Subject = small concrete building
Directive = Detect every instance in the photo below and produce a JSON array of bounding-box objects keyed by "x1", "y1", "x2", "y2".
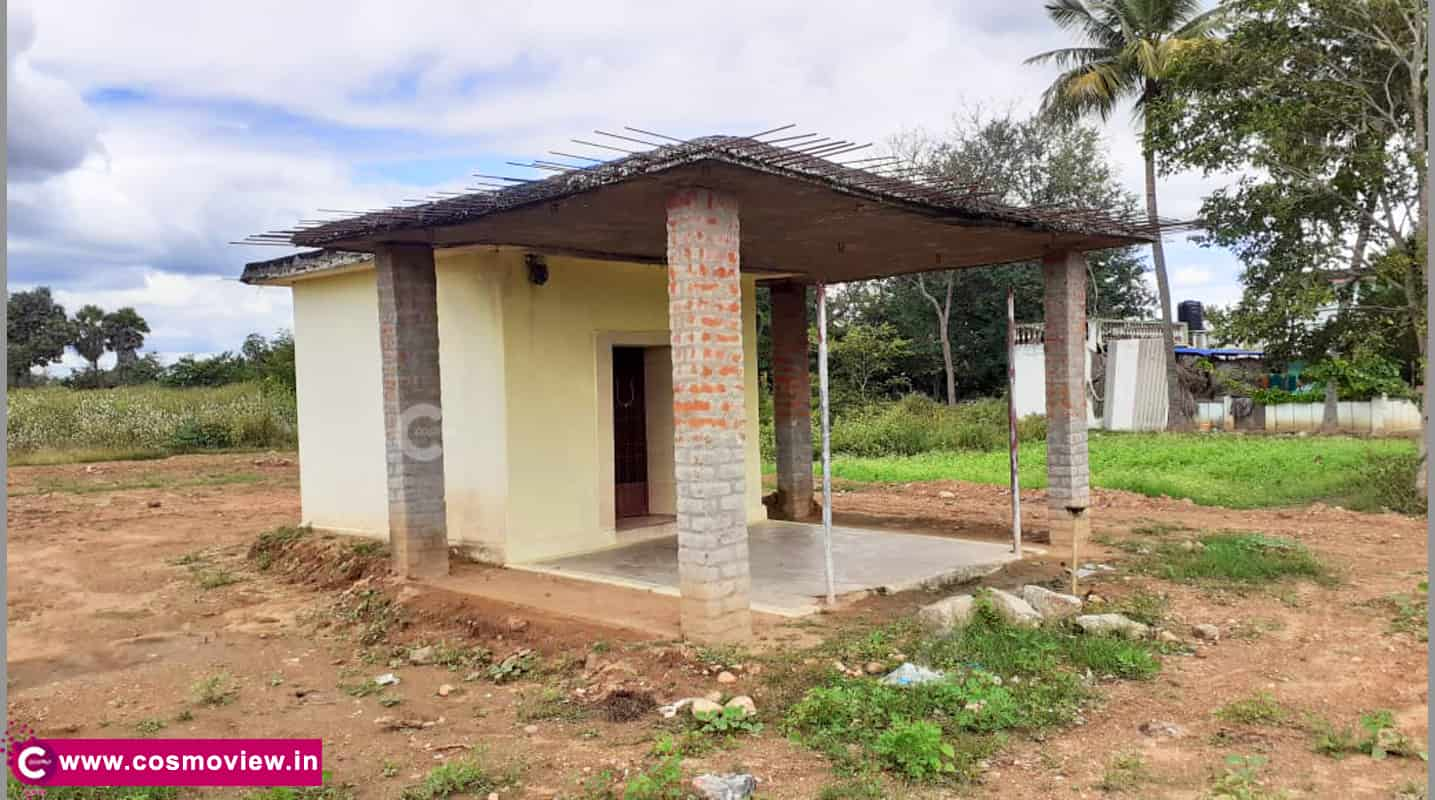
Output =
[{"x1": 242, "y1": 134, "x2": 1162, "y2": 643}]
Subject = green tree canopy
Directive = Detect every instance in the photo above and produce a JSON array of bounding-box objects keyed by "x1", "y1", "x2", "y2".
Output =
[{"x1": 6, "y1": 287, "x2": 73, "y2": 387}]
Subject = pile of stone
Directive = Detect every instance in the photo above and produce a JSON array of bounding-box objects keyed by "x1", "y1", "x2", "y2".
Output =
[{"x1": 917, "y1": 586, "x2": 1148, "y2": 639}]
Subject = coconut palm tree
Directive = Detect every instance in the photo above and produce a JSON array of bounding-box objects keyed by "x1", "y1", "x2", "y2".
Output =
[{"x1": 1026, "y1": 0, "x2": 1223, "y2": 430}]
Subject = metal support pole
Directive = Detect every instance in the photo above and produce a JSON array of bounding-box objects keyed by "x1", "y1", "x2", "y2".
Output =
[
  {"x1": 817, "y1": 283, "x2": 836, "y2": 606},
  {"x1": 1006, "y1": 288, "x2": 1022, "y2": 557}
]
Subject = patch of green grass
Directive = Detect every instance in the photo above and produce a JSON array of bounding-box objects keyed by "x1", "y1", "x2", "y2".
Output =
[
  {"x1": 192, "y1": 567, "x2": 242, "y2": 590},
  {"x1": 339, "y1": 679, "x2": 383, "y2": 698},
  {"x1": 190, "y1": 672, "x2": 239, "y2": 706},
  {"x1": 133, "y1": 717, "x2": 167, "y2": 736},
  {"x1": 1130, "y1": 520, "x2": 1191, "y2": 536},
  {"x1": 809, "y1": 431, "x2": 1417, "y2": 510},
  {"x1": 1097, "y1": 751, "x2": 1152, "y2": 793},
  {"x1": 242, "y1": 775, "x2": 354, "y2": 800},
  {"x1": 873, "y1": 719, "x2": 955, "y2": 781},
  {"x1": 515, "y1": 686, "x2": 584, "y2": 723},
  {"x1": 399, "y1": 751, "x2": 512, "y2": 800},
  {"x1": 785, "y1": 603, "x2": 1159, "y2": 783},
  {"x1": 1377, "y1": 581, "x2": 1429, "y2": 641},
  {"x1": 13, "y1": 470, "x2": 267, "y2": 497},
  {"x1": 1216, "y1": 693, "x2": 1289, "y2": 726},
  {"x1": 693, "y1": 705, "x2": 762, "y2": 737},
  {"x1": 1083, "y1": 590, "x2": 1170, "y2": 626},
  {"x1": 8, "y1": 383, "x2": 297, "y2": 459},
  {"x1": 1207, "y1": 755, "x2": 1286, "y2": 799},
  {"x1": 1310, "y1": 710, "x2": 1428, "y2": 761},
  {"x1": 620, "y1": 736, "x2": 687, "y2": 800},
  {"x1": 816, "y1": 776, "x2": 887, "y2": 800},
  {"x1": 7, "y1": 777, "x2": 179, "y2": 799},
  {"x1": 1137, "y1": 533, "x2": 1329, "y2": 586}
]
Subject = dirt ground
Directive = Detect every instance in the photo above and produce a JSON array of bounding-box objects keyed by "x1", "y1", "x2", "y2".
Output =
[{"x1": 7, "y1": 453, "x2": 1429, "y2": 798}]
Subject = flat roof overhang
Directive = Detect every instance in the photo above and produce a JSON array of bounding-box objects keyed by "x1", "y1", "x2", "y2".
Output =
[{"x1": 243, "y1": 136, "x2": 1163, "y2": 286}]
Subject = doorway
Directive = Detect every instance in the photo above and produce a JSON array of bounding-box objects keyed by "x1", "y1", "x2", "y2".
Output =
[{"x1": 613, "y1": 347, "x2": 649, "y2": 519}]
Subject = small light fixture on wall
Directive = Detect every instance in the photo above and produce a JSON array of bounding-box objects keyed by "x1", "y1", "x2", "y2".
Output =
[{"x1": 525, "y1": 253, "x2": 549, "y2": 286}]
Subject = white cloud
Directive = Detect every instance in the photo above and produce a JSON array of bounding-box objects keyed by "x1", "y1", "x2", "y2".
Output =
[
  {"x1": 8, "y1": 0, "x2": 1242, "y2": 359},
  {"x1": 6, "y1": 5, "x2": 101, "y2": 181}
]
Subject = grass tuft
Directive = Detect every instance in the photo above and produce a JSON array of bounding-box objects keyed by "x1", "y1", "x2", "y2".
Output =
[{"x1": 1139, "y1": 532, "x2": 1329, "y2": 586}]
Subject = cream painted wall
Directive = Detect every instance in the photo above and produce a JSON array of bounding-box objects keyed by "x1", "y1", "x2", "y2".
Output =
[
  {"x1": 290, "y1": 270, "x2": 389, "y2": 538},
  {"x1": 287, "y1": 248, "x2": 768, "y2": 564},
  {"x1": 434, "y1": 253, "x2": 510, "y2": 562}
]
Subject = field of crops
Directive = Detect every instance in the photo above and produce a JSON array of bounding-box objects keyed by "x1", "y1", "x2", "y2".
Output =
[{"x1": 8, "y1": 383, "x2": 297, "y2": 464}]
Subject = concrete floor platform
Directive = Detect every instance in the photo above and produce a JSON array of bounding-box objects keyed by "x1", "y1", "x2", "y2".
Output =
[{"x1": 517, "y1": 520, "x2": 1019, "y2": 616}]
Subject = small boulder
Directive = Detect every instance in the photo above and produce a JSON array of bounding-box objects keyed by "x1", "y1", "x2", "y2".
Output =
[
  {"x1": 917, "y1": 594, "x2": 975, "y2": 634},
  {"x1": 437, "y1": 684, "x2": 455, "y2": 697},
  {"x1": 724, "y1": 695, "x2": 757, "y2": 717},
  {"x1": 691, "y1": 698, "x2": 723, "y2": 717},
  {"x1": 937, "y1": 490, "x2": 957, "y2": 500},
  {"x1": 1020, "y1": 585, "x2": 1083, "y2": 621},
  {"x1": 408, "y1": 646, "x2": 436, "y2": 666},
  {"x1": 1157, "y1": 630, "x2": 1181, "y2": 645},
  {"x1": 716, "y1": 670, "x2": 737, "y2": 684},
  {"x1": 523, "y1": 724, "x2": 538, "y2": 735},
  {"x1": 1138, "y1": 720, "x2": 1186, "y2": 738},
  {"x1": 505, "y1": 615, "x2": 529, "y2": 633},
  {"x1": 986, "y1": 588, "x2": 1042, "y2": 627},
  {"x1": 864, "y1": 661, "x2": 885, "y2": 675},
  {"x1": 1192, "y1": 624, "x2": 1221, "y2": 642},
  {"x1": 691, "y1": 773, "x2": 757, "y2": 800},
  {"x1": 1074, "y1": 613, "x2": 1149, "y2": 639}
]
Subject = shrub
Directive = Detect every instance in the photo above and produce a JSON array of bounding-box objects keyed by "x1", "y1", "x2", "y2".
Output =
[
  {"x1": 827, "y1": 395, "x2": 1044, "y2": 458},
  {"x1": 873, "y1": 720, "x2": 955, "y2": 781}
]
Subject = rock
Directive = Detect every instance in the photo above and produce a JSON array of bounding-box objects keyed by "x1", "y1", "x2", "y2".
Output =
[
  {"x1": 724, "y1": 695, "x2": 756, "y2": 717},
  {"x1": 146, "y1": 500, "x2": 163, "y2": 509},
  {"x1": 716, "y1": 671, "x2": 737, "y2": 684},
  {"x1": 1074, "y1": 614, "x2": 1149, "y2": 639},
  {"x1": 374, "y1": 673, "x2": 400, "y2": 686},
  {"x1": 1157, "y1": 630, "x2": 1181, "y2": 644},
  {"x1": 864, "y1": 661, "x2": 885, "y2": 675},
  {"x1": 1139, "y1": 721, "x2": 1186, "y2": 738},
  {"x1": 704, "y1": 690, "x2": 723, "y2": 703},
  {"x1": 937, "y1": 490, "x2": 957, "y2": 500},
  {"x1": 437, "y1": 684, "x2": 455, "y2": 697},
  {"x1": 523, "y1": 724, "x2": 538, "y2": 735},
  {"x1": 1193, "y1": 624, "x2": 1220, "y2": 641},
  {"x1": 505, "y1": 615, "x2": 529, "y2": 633},
  {"x1": 691, "y1": 698, "x2": 723, "y2": 717},
  {"x1": 917, "y1": 594, "x2": 975, "y2": 634},
  {"x1": 691, "y1": 773, "x2": 757, "y2": 800},
  {"x1": 409, "y1": 646, "x2": 436, "y2": 666},
  {"x1": 1020, "y1": 585, "x2": 1082, "y2": 621},
  {"x1": 986, "y1": 588, "x2": 1042, "y2": 627}
]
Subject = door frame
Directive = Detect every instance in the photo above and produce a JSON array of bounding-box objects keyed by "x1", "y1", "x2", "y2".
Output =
[{"x1": 594, "y1": 330, "x2": 671, "y2": 534}]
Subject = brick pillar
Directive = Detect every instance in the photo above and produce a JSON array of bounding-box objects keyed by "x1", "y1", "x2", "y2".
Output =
[
  {"x1": 666, "y1": 188, "x2": 753, "y2": 643},
  {"x1": 1042, "y1": 250, "x2": 1091, "y2": 555},
  {"x1": 768, "y1": 281, "x2": 817, "y2": 521},
  {"x1": 375, "y1": 243, "x2": 450, "y2": 579}
]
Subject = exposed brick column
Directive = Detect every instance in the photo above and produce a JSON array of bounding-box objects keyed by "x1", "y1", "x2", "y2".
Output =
[
  {"x1": 666, "y1": 188, "x2": 753, "y2": 643},
  {"x1": 375, "y1": 243, "x2": 450, "y2": 579},
  {"x1": 1042, "y1": 250, "x2": 1091, "y2": 556},
  {"x1": 767, "y1": 281, "x2": 817, "y2": 521}
]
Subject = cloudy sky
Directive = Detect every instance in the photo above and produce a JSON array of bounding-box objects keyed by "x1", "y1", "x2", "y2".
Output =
[{"x1": 6, "y1": 0, "x2": 1240, "y2": 373}]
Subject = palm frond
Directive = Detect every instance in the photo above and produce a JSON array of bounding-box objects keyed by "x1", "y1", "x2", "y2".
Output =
[
  {"x1": 1024, "y1": 45, "x2": 1119, "y2": 68},
  {"x1": 1172, "y1": 4, "x2": 1229, "y2": 39},
  {"x1": 1038, "y1": 61, "x2": 1132, "y2": 123}
]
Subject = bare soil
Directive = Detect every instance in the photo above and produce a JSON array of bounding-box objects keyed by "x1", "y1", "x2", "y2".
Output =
[{"x1": 7, "y1": 453, "x2": 1428, "y2": 798}]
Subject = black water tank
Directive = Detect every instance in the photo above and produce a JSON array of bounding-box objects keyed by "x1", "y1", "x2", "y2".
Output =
[{"x1": 1178, "y1": 300, "x2": 1205, "y2": 331}]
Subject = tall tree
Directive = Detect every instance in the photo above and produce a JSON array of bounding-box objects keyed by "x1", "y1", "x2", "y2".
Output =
[
  {"x1": 1148, "y1": 0, "x2": 1427, "y2": 483},
  {"x1": 1027, "y1": 0, "x2": 1225, "y2": 430},
  {"x1": 6, "y1": 287, "x2": 73, "y2": 387},
  {"x1": 881, "y1": 108, "x2": 1155, "y2": 401},
  {"x1": 72, "y1": 304, "x2": 109, "y2": 385},
  {"x1": 102, "y1": 307, "x2": 150, "y2": 367}
]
